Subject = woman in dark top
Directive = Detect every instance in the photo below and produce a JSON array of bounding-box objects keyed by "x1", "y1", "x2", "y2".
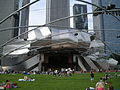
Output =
[{"x1": 108, "y1": 82, "x2": 114, "y2": 90}]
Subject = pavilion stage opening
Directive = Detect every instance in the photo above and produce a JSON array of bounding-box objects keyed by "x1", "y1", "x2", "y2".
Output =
[{"x1": 43, "y1": 53, "x2": 73, "y2": 71}]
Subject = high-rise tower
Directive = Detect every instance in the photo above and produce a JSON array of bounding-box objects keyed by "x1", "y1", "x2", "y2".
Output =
[
  {"x1": 92, "y1": 0, "x2": 120, "y2": 54},
  {"x1": 0, "y1": 0, "x2": 30, "y2": 67},
  {"x1": 0, "y1": 0, "x2": 30, "y2": 49},
  {"x1": 46, "y1": 0, "x2": 70, "y2": 27},
  {"x1": 0, "y1": 0, "x2": 19, "y2": 53}
]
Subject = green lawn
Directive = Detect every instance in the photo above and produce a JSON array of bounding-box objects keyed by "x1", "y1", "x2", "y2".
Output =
[{"x1": 0, "y1": 72, "x2": 120, "y2": 90}]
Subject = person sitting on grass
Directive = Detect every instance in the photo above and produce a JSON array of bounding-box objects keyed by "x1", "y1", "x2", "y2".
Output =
[
  {"x1": 0, "y1": 80, "x2": 18, "y2": 89},
  {"x1": 24, "y1": 76, "x2": 35, "y2": 81},
  {"x1": 12, "y1": 82, "x2": 18, "y2": 88},
  {"x1": 95, "y1": 78, "x2": 105, "y2": 90},
  {"x1": 18, "y1": 76, "x2": 35, "y2": 81},
  {"x1": 107, "y1": 82, "x2": 114, "y2": 90},
  {"x1": 4, "y1": 80, "x2": 12, "y2": 89}
]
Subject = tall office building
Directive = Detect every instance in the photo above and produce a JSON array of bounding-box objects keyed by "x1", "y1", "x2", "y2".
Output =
[
  {"x1": 0, "y1": 0, "x2": 30, "y2": 67},
  {"x1": 0, "y1": 0, "x2": 19, "y2": 53},
  {"x1": 46, "y1": 0, "x2": 70, "y2": 27},
  {"x1": 0, "y1": 0, "x2": 30, "y2": 51},
  {"x1": 73, "y1": 4, "x2": 88, "y2": 29},
  {"x1": 92, "y1": 0, "x2": 120, "y2": 54}
]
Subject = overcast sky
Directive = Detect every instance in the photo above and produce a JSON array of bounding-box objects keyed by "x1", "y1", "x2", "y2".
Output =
[{"x1": 28, "y1": 0, "x2": 93, "y2": 40}]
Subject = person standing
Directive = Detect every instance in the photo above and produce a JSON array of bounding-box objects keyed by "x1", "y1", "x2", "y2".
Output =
[{"x1": 90, "y1": 71, "x2": 94, "y2": 81}]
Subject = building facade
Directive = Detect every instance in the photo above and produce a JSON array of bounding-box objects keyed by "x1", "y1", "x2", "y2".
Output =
[
  {"x1": 0, "y1": 0, "x2": 19, "y2": 53},
  {"x1": 0, "y1": 0, "x2": 116, "y2": 71},
  {"x1": 0, "y1": 0, "x2": 30, "y2": 67},
  {"x1": 73, "y1": 4, "x2": 88, "y2": 30},
  {"x1": 92, "y1": 0, "x2": 120, "y2": 54},
  {"x1": 46, "y1": 0, "x2": 70, "y2": 27},
  {"x1": 0, "y1": 0, "x2": 30, "y2": 50}
]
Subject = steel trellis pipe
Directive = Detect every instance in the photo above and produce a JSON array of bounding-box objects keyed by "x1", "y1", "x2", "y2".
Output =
[
  {"x1": 0, "y1": 9, "x2": 120, "y2": 48},
  {"x1": 0, "y1": 30, "x2": 82, "y2": 59},
  {"x1": 0, "y1": 25, "x2": 120, "y2": 33},
  {"x1": 0, "y1": 28, "x2": 118, "y2": 60},
  {"x1": 0, "y1": 29, "x2": 116, "y2": 60}
]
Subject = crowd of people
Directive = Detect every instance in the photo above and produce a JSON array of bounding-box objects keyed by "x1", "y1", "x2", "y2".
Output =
[
  {"x1": 95, "y1": 77, "x2": 114, "y2": 90},
  {"x1": 0, "y1": 68, "x2": 74, "y2": 76},
  {"x1": 47, "y1": 68, "x2": 74, "y2": 76},
  {"x1": 0, "y1": 69, "x2": 119, "y2": 90},
  {"x1": 86, "y1": 78, "x2": 114, "y2": 90},
  {"x1": 86, "y1": 70, "x2": 117, "y2": 90}
]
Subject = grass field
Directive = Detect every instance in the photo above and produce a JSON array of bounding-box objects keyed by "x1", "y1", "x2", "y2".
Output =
[{"x1": 0, "y1": 72, "x2": 120, "y2": 90}]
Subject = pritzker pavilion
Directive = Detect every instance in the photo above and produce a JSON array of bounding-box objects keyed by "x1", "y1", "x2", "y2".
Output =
[{"x1": 0, "y1": 0, "x2": 119, "y2": 72}]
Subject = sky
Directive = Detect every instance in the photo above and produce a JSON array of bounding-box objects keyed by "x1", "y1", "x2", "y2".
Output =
[{"x1": 28, "y1": 0, "x2": 93, "y2": 40}]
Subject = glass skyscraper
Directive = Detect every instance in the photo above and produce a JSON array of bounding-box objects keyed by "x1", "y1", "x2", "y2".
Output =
[
  {"x1": 0, "y1": 0, "x2": 30, "y2": 66},
  {"x1": 46, "y1": 0, "x2": 70, "y2": 27},
  {"x1": 92, "y1": 0, "x2": 120, "y2": 54}
]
